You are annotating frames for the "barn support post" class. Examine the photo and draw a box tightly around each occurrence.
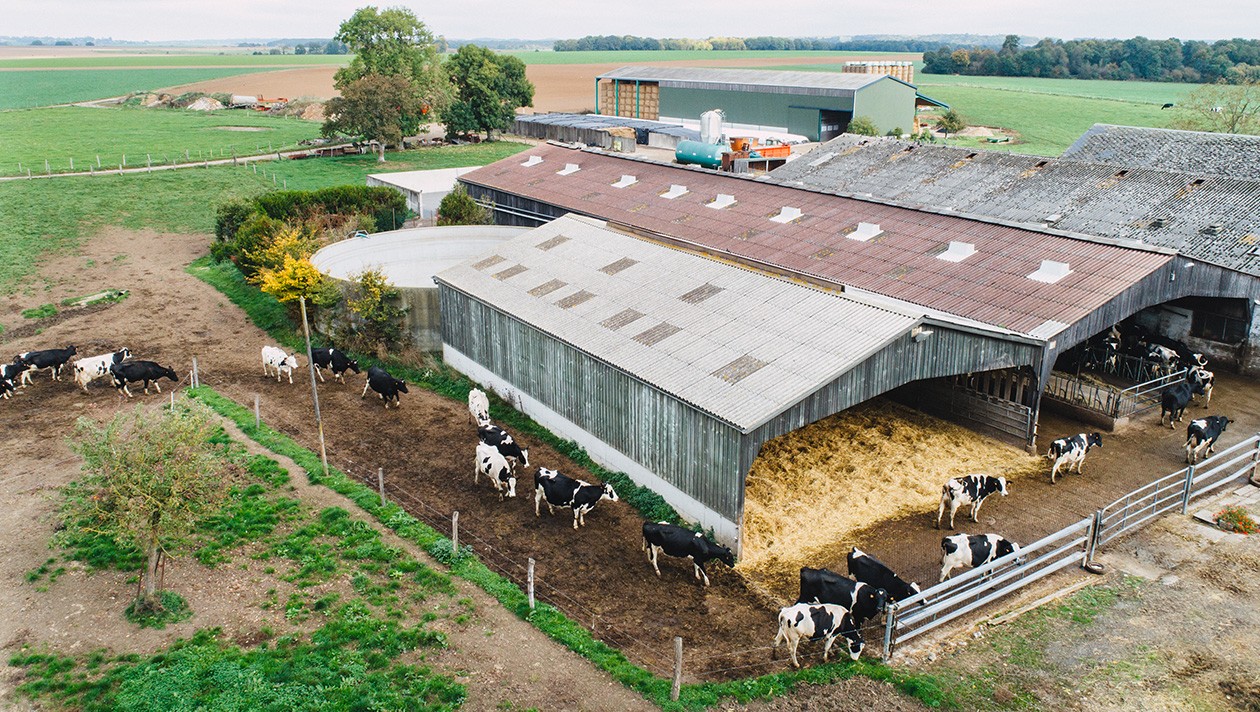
[378,467,385,506]
[671,636,683,701]
[882,602,899,661]
[527,558,536,610]
[1180,465,1196,515]
[298,297,330,477]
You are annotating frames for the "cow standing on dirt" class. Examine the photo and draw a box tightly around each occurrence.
[474,442,516,500]
[936,474,1008,529]
[16,346,76,383]
[939,533,1022,582]
[534,467,618,529]
[261,345,300,384]
[797,566,887,625]
[773,602,864,667]
[1047,433,1103,483]
[1185,416,1232,464]
[468,388,491,427]
[641,522,735,587]
[310,347,360,384]
[362,366,407,408]
[847,547,921,604]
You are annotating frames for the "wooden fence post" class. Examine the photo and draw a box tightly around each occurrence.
[378,467,385,506]
[671,637,683,701]
[299,297,329,477]
[451,511,459,555]
[254,393,261,429]
[191,357,199,388]
[527,558,536,610]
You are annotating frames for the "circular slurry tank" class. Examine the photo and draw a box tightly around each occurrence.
[311,225,526,351]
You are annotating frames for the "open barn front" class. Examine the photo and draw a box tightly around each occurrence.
[738,398,1042,604]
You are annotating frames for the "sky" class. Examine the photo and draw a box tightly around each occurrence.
[2,0,1257,43]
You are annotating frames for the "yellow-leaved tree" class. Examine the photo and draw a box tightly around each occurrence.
[258,256,342,321]
[243,225,324,283]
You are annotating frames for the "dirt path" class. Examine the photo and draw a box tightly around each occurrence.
[0,228,655,711]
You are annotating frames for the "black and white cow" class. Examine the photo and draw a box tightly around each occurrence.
[1160,381,1205,429]
[773,602,864,668]
[797,566,887,625]
[72,348,132,391]
[534,467,618,529]
[1185,415,1232,464]
[109,361,178,397]
[1046,433,1103,483]
[1187,366,1215,407]
[474,442,516,500]
[0,358,32,389]
[0,377,14,400]
[468,388,490,427]
[641,522,735,587]
[1147,344,1180,376]
[16,346,76,382]
[847,547,922,604]
[936,474,1009,529]
[478,424,529,468]
[261,345,300,384]
[362,366,407,408]
[310,347,360,383]
[939,533,1021,582]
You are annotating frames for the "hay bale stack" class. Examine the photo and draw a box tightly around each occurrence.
[740,398,1042,600]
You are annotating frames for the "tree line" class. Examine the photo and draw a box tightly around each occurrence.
[553,35,987,53]
[923,35,1260,83]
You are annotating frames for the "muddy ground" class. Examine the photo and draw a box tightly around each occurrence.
[3,225,1259,695]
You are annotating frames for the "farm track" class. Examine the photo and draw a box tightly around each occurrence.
[4,227,1258,681]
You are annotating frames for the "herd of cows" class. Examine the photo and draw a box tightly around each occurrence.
[1,331,1240,669]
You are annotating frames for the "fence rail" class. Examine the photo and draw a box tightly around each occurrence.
[1044,368,1187,420]
[884,433,1260,659]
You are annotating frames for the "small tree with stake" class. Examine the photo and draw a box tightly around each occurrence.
[64,402,231,623]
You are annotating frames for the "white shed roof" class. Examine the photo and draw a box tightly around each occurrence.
[367,166,480,194]
[436,215,922,432]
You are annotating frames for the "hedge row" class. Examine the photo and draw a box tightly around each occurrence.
[215,184,408,242]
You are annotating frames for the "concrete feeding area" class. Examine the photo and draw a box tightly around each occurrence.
[311,225,526,350]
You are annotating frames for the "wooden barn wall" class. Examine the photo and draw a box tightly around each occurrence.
[1049,259,1259,357]
[739,326,1041,475]
[440,286,745,520]
[462,183,576,227]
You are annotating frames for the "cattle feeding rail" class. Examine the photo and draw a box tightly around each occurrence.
[881,433,1260,660]
[1045,367,1188,421]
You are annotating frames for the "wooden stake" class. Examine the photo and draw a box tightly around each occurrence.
[254,393,261,429]
[299,297,329,478]
[378,467,385,506]
[451,511,459,556]
[671,637,683,701]
[527,558,536,609]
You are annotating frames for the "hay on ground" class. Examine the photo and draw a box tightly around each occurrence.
[740,398,1042,599]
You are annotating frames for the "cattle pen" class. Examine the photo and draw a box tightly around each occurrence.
[881,433,1260,660]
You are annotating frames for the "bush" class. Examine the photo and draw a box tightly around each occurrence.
[1216,505,1258,534]
[344,269,407,355]
[214,198,255,243]
[847,116,879,136]
[436,186,490,226]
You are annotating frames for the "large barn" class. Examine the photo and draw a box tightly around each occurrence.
[594,66,939,140]
[435,142,1239,548]
[770,128,1260,372]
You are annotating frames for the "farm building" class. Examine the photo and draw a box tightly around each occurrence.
[513,113,700,151]
[366,167,481,220]
[594,66,939,141]
[769,129,1260,372]
[438,143,1246,547]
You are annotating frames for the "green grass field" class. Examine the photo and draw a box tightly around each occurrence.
[0,54,351,68]
[0,106,324,175]
[0,67,294,110]
[0,142,528,294]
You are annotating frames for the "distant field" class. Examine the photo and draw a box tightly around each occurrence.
[0,54,351,68]
[922,85,1172,155]
[502,49,915,65]
[0,141,529,293]
[0,68,291,110]
[0,107,323,175]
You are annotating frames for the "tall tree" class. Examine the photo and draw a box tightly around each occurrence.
[1171,79,1260,134]
[327,6,448,142]
[324,73,428,160]
[443,44,535,140]
[64,403,231,608]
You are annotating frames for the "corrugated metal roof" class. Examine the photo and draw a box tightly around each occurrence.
[770,134,1260,276]
[436,215,919,431]
[460,144,1172,335]
[596,65,897,96]
[1062,123,1260,180]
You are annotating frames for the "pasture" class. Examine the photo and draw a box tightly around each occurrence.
[0,142,529,294]
[0,106,323,175]
[0,54,351,68]
[502,49,917,65]
[0,67,287,110]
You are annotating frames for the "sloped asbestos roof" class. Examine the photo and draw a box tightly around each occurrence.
[1062,124,1260,181]
[459,144,1172,336]
[596,65,898,96]
[771,133,1260,276]
[436,215,919,432]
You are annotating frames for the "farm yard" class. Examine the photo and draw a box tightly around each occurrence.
[3,39,1260,712]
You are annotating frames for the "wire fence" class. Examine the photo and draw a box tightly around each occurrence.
[6,138,325,179]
